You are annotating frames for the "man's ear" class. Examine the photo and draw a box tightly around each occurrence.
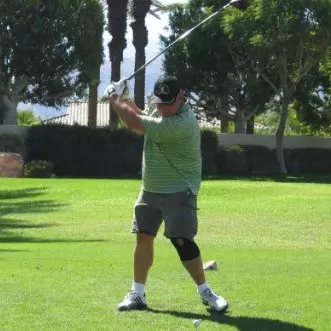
[177,90,187,104]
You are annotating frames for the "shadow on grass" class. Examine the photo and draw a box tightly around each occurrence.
[0,249,30,252]
[0,187,48,200]
[0,199,63,242]
[0,187,106,244]
[146,308,313,331]
[0,237,109,243]
[0,217,56,229]
[204,174,331,184]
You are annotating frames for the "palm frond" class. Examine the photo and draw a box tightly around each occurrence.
[149,11,162,20]
[151,0,163,7]
[152,3,185,13]
[127,0,183,19]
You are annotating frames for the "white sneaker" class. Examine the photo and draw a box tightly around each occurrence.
[200,288,228,312]
[118,291,147,311]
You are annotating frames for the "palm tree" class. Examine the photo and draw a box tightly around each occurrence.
[107,0,129,128]
[129,1,182,109]
[129,0,151,109]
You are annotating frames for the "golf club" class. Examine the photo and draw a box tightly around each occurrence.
[126,0,247,81]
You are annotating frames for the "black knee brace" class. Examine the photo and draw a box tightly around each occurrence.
[170,237,200,261]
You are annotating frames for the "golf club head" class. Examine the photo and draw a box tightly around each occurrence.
[230,0,249,10]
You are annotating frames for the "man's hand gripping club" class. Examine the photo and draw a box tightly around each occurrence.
[105,78,131,101]
[105,78,144,132]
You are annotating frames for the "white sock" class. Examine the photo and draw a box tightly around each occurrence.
[131,282,145,296]
[197,283,209,295]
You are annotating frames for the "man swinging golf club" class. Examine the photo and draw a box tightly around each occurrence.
[107,76,228,312]
[106,0,248,312]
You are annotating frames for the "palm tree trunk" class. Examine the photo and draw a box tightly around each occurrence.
[107,0,129,129]
[131,25,147,109]
[130,0,151,110]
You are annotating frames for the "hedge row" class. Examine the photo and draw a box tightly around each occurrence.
[1,125,331,177]
[215,143,331,175]
[25,125,143,178]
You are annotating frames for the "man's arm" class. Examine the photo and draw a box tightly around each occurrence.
[123,99,143,115]
[109,94,145,133]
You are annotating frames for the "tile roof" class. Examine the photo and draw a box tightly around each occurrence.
[42,102,221,129]
[42,102,110,127]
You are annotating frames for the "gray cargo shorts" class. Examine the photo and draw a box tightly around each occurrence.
[132,190,198,240]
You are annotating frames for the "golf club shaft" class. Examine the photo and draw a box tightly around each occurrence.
[126,0,239,81]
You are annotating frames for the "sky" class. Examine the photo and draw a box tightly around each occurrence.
[25,0,188,118]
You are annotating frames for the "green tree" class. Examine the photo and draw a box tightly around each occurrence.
[223,0,331,173]
[161,0,273,133]
[0,0,104,125]
[254,103,328,136]
[293,55,331,133]
[17,109,40,126]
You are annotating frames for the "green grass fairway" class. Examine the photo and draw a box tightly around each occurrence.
[0,177,330,330]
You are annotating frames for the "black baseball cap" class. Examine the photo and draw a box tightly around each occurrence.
[150,76,181,104]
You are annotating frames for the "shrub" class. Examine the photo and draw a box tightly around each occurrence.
[201,129,218,176]
[285,148,331,174]
[111,129,144,177]
[0,133,25,156]
[24,160,54,178]
[216,145,248,175]
[25,125,143,178]
[246,145,278,174]
[24,124,331,177]
[215,145,331,176]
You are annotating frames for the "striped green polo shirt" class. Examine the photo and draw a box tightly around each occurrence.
[140,102,202,195]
